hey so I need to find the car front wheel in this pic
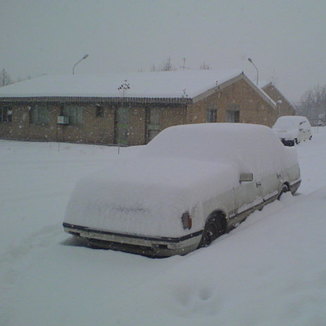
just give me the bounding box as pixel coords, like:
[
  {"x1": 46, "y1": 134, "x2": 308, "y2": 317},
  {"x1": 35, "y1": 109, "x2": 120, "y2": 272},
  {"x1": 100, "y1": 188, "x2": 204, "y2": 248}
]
[{"x1": 199, "y1": 213, "x2": 226, "y2": 248}]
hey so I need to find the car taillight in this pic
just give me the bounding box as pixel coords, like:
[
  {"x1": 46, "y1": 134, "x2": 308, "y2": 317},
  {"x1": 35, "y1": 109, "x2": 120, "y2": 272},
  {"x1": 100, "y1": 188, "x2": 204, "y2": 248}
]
[{"x1": 181, "y1": 211, "x2": 192, "y2": 230}]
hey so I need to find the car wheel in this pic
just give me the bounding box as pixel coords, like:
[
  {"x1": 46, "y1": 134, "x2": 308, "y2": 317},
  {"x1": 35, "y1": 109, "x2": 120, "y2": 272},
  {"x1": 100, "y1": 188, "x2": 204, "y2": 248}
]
[
  {"x1": 277, "y1": 184, "x2": 289, "y2": 200},
  {"x1": 309, "y1": 135, "x2": 312, "y2": 140},
  {"x1": 295, "y1": 138, "x2": 299, "y2": 144},
  {"x1": 199, "y1": 214, "x2": 226, "y2": 248}
]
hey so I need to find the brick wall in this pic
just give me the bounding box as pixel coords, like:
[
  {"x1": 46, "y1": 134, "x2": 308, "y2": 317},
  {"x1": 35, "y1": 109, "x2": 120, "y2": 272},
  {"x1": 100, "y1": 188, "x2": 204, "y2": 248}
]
[
  {"x1": 0, "y1": 78, "x2": 279, "y2": 145},
  {"x1": 187, "y1": 79, "x2": 278, "y2": 127},
  {"x1": 262, "y1": 84, "x2": 296, "y2": 117},
  {"x1": 0, "y1": 101, "x2": 187, "y2": 145},
  {"x1": 0, "y1": 103, "x2": 116, "y2": 144}
]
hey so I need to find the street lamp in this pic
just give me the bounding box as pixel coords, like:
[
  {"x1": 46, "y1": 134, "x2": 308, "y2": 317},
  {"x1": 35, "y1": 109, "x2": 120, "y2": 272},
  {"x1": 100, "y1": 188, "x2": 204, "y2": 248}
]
[
  {"x1": 72, "y1": 54, "x2": 89, "y2": 75},
  {"x1": 248, "y1": 57, "x2": 259, "y2": 85}
]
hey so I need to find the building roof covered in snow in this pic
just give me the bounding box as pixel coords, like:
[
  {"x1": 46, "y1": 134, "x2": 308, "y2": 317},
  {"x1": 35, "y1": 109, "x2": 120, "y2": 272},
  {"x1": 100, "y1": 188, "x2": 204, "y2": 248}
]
[{"x1": 0, "y1": 70, "x2": 275, "y2": 106}]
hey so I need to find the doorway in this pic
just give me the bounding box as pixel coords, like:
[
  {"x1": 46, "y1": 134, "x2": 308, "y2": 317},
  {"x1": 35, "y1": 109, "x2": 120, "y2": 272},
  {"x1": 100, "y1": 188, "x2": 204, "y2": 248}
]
[{"x1": 115, "y1": 107, "x2": 129, "y2": 145}]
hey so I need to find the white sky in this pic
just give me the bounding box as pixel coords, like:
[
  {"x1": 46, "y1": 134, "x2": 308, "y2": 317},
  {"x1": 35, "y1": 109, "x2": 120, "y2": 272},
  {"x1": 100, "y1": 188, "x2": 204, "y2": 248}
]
[{"x1": 1, "y1": 0, "x2": 325, "y2": 102}]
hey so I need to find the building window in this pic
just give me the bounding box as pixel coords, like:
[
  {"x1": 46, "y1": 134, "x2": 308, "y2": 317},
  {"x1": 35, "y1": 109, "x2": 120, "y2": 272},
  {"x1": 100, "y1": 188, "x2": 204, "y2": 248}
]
[
  {"x1": 63, "y1": 105, "x2": 83, "y2": 125},
  {"x1": 95, "y1": 104, "x2": 104, "y2": 118},
  {"x1": 226, "y1": 110, "x2": 240, "y2": 122},
  {"x1": 0, "y1": 106, "x2": 12, "y2": 122},
  {"x1": 29, "y1": 105, "x2": 49, "y2": 125},
  {"x1": 207, "y1": 109, "x2": 217, "y2": 122}
]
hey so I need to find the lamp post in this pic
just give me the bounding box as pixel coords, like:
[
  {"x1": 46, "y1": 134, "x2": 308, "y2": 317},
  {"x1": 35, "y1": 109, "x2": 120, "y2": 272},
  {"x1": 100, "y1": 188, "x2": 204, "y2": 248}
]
[
  {"x1": 72, "y1": 54, "x2": 89, "y2": 75},
  {"x1": 248, "y1": 58, "x2": 259, "y2": 85}
]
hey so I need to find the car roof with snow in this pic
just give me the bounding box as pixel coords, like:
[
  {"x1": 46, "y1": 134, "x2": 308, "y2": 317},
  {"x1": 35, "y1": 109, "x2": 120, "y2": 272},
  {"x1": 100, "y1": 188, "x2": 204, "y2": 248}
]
[
  {"x1": 143, "y1": 123, "x2": 294, "y2": 176},
  {"x1": 273, "y1": 116, "x2": 310, "y2": 128}
]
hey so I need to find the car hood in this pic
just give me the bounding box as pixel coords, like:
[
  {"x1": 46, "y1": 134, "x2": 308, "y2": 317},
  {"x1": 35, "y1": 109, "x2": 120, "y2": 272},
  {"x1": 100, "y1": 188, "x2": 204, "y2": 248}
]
[{"x1": 64, "y1": 157, "x2": 239, "y2": 237}]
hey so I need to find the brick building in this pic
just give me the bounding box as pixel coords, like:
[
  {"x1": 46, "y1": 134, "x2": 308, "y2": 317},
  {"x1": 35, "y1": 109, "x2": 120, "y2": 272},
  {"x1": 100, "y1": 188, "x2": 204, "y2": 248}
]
[
  {"x1": 0, "y1": 71, "x2": 280, "y2": 145},
  {"x1": 262, "y1": 82, "x2": 296, "y2": 117}
]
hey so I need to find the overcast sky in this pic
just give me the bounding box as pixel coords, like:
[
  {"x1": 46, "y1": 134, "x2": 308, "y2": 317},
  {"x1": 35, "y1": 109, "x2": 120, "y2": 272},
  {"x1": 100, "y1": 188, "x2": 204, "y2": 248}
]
[{"x1": 1, "y1": 0, "x2": 325, "y2": 102}]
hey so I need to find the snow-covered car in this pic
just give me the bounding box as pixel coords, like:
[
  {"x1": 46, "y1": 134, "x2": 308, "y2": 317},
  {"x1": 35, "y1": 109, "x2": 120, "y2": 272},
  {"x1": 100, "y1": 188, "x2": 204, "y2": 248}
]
[
  {"x1": 63, "y1": 123, "x2": 301, "y2": 257},
  {"x1": 273, "y1": 116, "x2": 312, "y2": 146}
]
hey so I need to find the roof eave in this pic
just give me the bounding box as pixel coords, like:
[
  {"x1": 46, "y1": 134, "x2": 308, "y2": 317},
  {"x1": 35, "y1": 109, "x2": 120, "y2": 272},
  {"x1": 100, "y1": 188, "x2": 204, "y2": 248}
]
[{"x1": 0, "y1": 96, "x2": 192, "y2": 105}]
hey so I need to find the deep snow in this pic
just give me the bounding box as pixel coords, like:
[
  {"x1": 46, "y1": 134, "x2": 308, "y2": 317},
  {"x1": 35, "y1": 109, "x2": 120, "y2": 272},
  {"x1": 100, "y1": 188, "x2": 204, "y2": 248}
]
[{"x1": 1, "y1": 127, "x2": 326, "y2": 326}]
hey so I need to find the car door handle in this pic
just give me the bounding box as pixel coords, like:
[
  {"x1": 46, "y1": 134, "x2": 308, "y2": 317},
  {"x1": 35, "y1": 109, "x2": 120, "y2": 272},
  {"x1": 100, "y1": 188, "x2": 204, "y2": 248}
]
[{"x1": 256, "y1": 181, "x2": 262, "y2": 187}]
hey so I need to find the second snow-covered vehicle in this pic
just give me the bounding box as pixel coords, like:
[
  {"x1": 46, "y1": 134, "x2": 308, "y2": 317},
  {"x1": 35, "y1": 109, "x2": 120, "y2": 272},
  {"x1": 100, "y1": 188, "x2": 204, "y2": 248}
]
[
  {"x1": 63, "y1": 123, "x2": 301, "y2": 257},
  {"x1": 273, "y1": 115, "x2": 312, "y2": 146}
]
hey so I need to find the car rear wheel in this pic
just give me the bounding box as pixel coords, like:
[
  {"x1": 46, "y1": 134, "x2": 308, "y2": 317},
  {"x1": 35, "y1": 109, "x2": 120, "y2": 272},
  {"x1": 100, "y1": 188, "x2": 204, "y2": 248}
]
[{"x1": 199, "y1": 213, "x2": 226, "y2": 248}]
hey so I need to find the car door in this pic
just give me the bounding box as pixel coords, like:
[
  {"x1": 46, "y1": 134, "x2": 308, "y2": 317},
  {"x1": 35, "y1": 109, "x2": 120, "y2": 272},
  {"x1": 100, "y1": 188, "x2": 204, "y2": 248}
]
[
  {"x1": 234, "y1": 173, "x2": 264, "y2": 215},
  {"x1": 260, "y1": 172, "x2": 282, "y2": 203}
]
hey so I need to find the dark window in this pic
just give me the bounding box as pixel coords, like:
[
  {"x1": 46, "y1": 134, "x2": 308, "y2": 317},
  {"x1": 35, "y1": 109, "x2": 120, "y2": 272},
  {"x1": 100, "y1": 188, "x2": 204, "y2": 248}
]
[
  {"x1": 29, "y1": 105, "x2": 50, "y2": 125},
  {"x1": 226, "y1": 110, "x2": 240, "y2": 122},
  {"x1": 63, "y1": 105, "x2": 83, "y2": 125},
  {"x1": 95, "y1": 105, "x2": 104, "y2": 118},
  {"x1": 0, "y1": 106, "x2": 12, "y2": 122},
  {"x1": 207, "y1": 109, "x2": 217, "y2": 122}
]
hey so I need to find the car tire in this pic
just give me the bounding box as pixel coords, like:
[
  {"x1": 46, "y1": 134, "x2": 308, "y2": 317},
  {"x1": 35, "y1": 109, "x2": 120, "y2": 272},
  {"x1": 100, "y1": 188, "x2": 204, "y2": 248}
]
[
  {"x1": 198, "y1": 213, "x2": 226, "y2": 248},
  {"x1": 295, "y1": 138, "x2": 299, "y2": 144}
]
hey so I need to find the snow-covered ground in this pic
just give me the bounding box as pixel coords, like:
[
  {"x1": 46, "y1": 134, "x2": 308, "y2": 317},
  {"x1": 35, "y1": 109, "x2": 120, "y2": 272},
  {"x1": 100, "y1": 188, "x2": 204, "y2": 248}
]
[{"x1": 1, "y1": 127, "x2": 326, "y2": 326}]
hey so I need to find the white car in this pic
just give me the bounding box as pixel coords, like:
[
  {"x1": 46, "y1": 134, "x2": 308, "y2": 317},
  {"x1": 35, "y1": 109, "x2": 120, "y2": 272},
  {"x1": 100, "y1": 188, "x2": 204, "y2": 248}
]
[
  {"x1": 273, "y1": 116, "x2": 312, "y2": 146},
  {"x1": 63, "y1": 123, "x2": 301, "y2": 257}
]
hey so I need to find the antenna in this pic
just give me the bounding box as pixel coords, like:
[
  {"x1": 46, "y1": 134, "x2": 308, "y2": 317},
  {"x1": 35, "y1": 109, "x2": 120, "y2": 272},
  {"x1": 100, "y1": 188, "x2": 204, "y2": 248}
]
[{"x1": 118, "y1": 80, "x2": 130, "y2": 97}]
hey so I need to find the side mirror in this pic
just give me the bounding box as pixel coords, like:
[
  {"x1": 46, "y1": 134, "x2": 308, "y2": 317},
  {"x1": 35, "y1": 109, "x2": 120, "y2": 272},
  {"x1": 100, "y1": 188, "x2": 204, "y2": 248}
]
[{"x1": 240, "y1": 172, "x2": 254, "y2": 183}]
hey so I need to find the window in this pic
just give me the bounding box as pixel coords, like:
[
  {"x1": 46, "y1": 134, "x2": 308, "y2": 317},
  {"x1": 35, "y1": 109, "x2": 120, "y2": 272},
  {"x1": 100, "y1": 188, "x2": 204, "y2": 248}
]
[
  {"x1": 95, "y1": 104, "x2": 104, "y2": 118},
  {"x1": 226, "y1": 110, "x2": 240, "y2": 122},
  {"x1": 0, "y1": 106, "x2": 12, "y2": 122},
  {"x1": 207, "y1": 109, "x2": 217, "y2": 122},
  {"x1": 226, "y1": 105, "x2": 240, "y2": 122},
  {"x1": 63, "y1": 105, "x2": 83, "y2": 125},
  {"x1": 29, "y1": 105, "x2": 49, "y2": 125}
]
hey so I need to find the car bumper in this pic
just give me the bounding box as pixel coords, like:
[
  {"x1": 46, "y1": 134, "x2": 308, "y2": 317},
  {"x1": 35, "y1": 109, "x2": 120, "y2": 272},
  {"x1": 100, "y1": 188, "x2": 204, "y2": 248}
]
[{"x1": 63, "y1": 222, "x2": 202, "y2": 257}]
